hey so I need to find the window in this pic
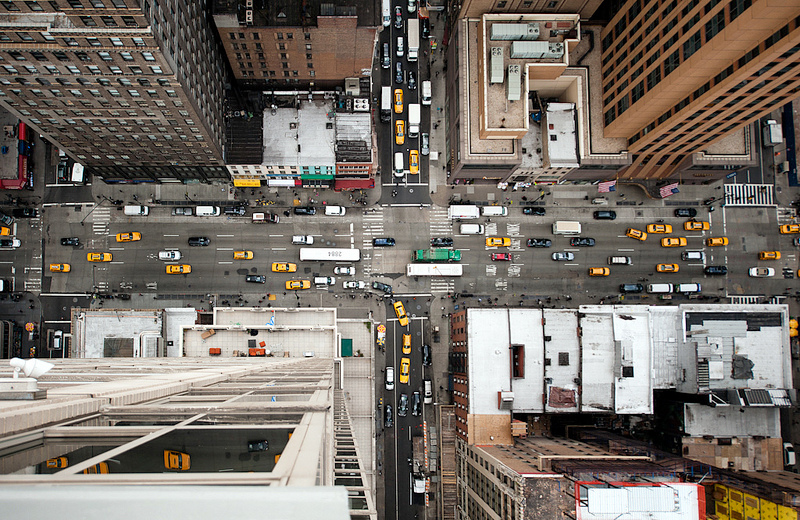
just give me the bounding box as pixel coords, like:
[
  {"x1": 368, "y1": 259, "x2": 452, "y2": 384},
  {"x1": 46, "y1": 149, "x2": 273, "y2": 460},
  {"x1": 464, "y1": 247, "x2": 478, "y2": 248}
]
[
  {"x1": 277, "y1": 33, "x2": 283, "y2": 40},
  {"x1": 129, "y1": 66, "x2": 142, "y2": 74},
  {"x1": 142, "y1": 52, "x2": 155, "y2": 61},
  {"x1": 42, "y1": 32, "x2": 55, "y2": 42},
  {"x1": 122, "y1": 16, "x2": 137, "y2": 27},
  {"x1": 120, "y1": 51, "x2": 133, "y2": 61},
  {"x1": 117, "y1": 78, "x2": 131, "y2": 86},
  {"x1": 109, "y1": 65, "x2": 122, "y2": 74},
  {"x1": 278, "y1": 43, "x2": 285, "y2": 50},
  {"x1": 8, "y1": 52, "x2": 25, "y2": 61},
  {"x1": 80, "y1": 16, "x2": 96, "y2": 26},
  {"x1": 98, "y1": 52, "x2": 112, "y2": 61},
  {"x1": 229, "y1": 32, "x2": 236, "y2": 39},
  {"x1": 88, "y1": 66, "x2": 102, "y2": 75},
  {"x1": 26, "y1": 1, "x2": 44, "y2": 10},
  {"x1": 304, "y1": 33, "x2": 311, "y2": 40},
  {"x1": 132, "y1": 37, "x2": 145, "y2": 47},
  {"x1": 110, "y1": 37, "x2": 123, "y2": 47},
  {"x1": 75, "y1": 52, "x2": 90, "y2": 62},
  {"x1": 54, "y1": 52, "x2": 69, "y2": 61},
  {"x1": 64, "y1": 38, "x2": 79, "y2": 46},
  {"x1": 149, "y1": 65, "x2": 162, "y2": 74},
  {"x1": 1, "y1": 1, "x2": 20, "y2": 10},
  {"x1": 17, "y1": 32, "x2": 34, "y2": 42},
  {"x1": 87, "y1": 37, "x2": 101, "y2": 47},
  {"x1": 101, "y1": 16, "x2": 117, "y2": 27},
  {"x1": 682, "y1": 30, "x2": 701, "y2": 60},
  {"x1": 287, "y1": 32, "x2": 293, "y2": 39}
]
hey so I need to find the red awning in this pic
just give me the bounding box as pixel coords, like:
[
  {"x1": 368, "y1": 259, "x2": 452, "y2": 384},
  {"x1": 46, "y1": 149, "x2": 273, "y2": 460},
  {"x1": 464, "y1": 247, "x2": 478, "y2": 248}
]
[{"x1": 334, "y1": 178, "x2": 374, "y2": 191}]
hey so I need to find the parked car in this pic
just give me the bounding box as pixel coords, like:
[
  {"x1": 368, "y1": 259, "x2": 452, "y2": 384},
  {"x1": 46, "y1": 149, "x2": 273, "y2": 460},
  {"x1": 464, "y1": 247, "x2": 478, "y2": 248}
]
[
  {"x1": 0, "y1": 238, "x2": 20, "y2": 249},
  {"x1": 569, "y1": 237, "x2": 595, "y2": 247},
  {"x1": 675, "y1": 208, "x2": 698, "y2": 218},
  {"x1": 431, "y1": 237, "x2": 453, "y2": 247},
  {"x1": 422, "y1": 344, "x2": 431, "y2": 366},
  {"x1": 385, "y1": 403, "x2": 393, "y2": 428},
  {"x1": 61, "y1": 237, "x2": 80, "y2": 246},
  {"x1": 619, "y1": 283, "x2": 644, "y2": 293},
  {"x1": 552, "y1": 252, "x2": 575, "y2": 261},
  {"x1": 372, "y1": 281, "x2": 393, "y2": 294},
  {"x1": 421, "y1": 133, "x2": 430, "y2": 156},
  {"x1": 245, "y1": 275, "x2": 266, "y2": 283},
  {"x1": 188, "y1": 236, "x2": 210, "y2": 246},
  {"x1": 171, "y1": 207, "x2": 193, "y2": 216},
  {"x1": 223, "y1": 206, "x2": 246, "y2": 216},
  {"x1": 526, "y1": 238, "x2": 551, "y2": 248},
  {"x1": 293, "y1": 206, "x2": 316, "y2": 215},
  {"x1": 522, "y1": 207, "x2": 546, "y2": 216},
  {"x1": 12, "y1": 208, "x2": 37, "y2": 218},
  {"x1": 593, "y1": 210, "x2": 616, "y2": 220},
  {"x1": 411, "y1": 392, "x2": 422, "y2": 416}
]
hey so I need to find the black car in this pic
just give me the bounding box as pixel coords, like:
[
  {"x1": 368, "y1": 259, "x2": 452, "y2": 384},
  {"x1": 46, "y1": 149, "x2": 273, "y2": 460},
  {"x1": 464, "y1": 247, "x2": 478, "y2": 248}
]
[
  {"x1": 247, "y1": 440, "x2": 269, "y2": 452},
  {"x1": 619, "y1": 283, "x2": 644, "y2": 293},
  {"x1": 593, "y1": 210, "x2": 617, "y2": 220},
  {"x1": 245, "y1": 275, "x2": 266, "y2": 283},
  {"x1": 394, "y1": 6, "x2": 403, "y2": 28},
  {"x1": 398, "y1": 393, "x2": 409, "y2": 417},
  {"x1": 188, "y1": 236, "x2": 210, "y2": 246},
  {"x1": 12, "y1": 208, "x2": 37, "y2": 218},
  {"x1": 675, "y1": 208, "x2": 698, "y2": 218},
  {"x1": 0, "y1": 212, "x2": 12, "y2": 226},
  {"x1": 373, "y1": 237, "x2": 396, "y2": 247},
  {"x1": 411, "y1": 392, "x2": 421, "y2": 416},
  {"x1": 570, "y1": 237, "x2": 596, "y2": 247},
  {"x1": 293, "y1": 206, "x2": 316, "y2": 215},
  {"x1": 523, "y1": 207, "x2": 546, "y2": 216},
  {"x1": 407, "y1": 70, "x2": 416, "y2": 90},
  {"x1": 431, "y1": 237, "x2": 453, "y2": 247},
  {"x1": 61, "y1": 237, "x2": 80, "y2": 246},
  {"x1": 223, "y1": 206, "x2": 246, "y2": 216},
  {"x1": 372, "y1": 281, "x2": 393, "y2": 294},
  {"x1": 704, "y1": 265, "x2": 728, "y2": 275},
  {"x1": 526, "y1": 238, "x2": 552, "y2": 248},
  {"x1": 422, "y1": 344, "x2": 431, "y2": 366},
  {"x1": 421, "y1": 17, "x2": 430, "y2": 39},
  {"x1": 385, "y1": 403, "x2": 393, "y2": 428},
  {"x1": 395, "y1": 62, "x2": 404, "y2": 85}
]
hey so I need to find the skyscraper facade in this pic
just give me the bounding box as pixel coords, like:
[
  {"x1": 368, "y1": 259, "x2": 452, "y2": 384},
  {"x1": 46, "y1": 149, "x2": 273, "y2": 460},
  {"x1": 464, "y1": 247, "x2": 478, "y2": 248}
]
[
  {"x1": 601, "y1": 0, "x2": 800, "y2": 179},
  {"x1": 0, "y1": 0, "x2": 229, "y2": 182}
]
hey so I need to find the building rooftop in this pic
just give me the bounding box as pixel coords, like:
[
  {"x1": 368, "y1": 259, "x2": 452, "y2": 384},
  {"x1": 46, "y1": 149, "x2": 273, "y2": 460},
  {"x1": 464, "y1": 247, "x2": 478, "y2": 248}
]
[
  {"x1": 213, "y1": 0, "x2": 378, "y2": 28},
  {"x1": 544, "y1": 103, "x2": 579, "y2": 168},
  {"x1": 262, "y1": 100, "x2": 336, "y2": 166}
]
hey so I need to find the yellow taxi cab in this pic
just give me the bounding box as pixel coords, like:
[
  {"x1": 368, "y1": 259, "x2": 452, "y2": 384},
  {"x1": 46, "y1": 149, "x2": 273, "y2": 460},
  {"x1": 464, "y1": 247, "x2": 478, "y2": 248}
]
[
  {"x1": 115, "y1": 232, "x2": 141, "y2": 242},
  {"x1": 780, "y1": 224, "x2": 800, "y2": 234},
  {"x1": 706, "y1": 237, "x2": 728, "y2": 247},
  {"x1": 409, "y1": 150, "x2": 419, "y2": 174},
  {"x1": 661, "y1": 237, "x2": 687, "y2": 247},
  {"x1": 393, "y1": 300, "x2": 409, "y2": 327},
  {"x1": 46, "y1": 456, "x2": 68, "y2": 469},
  {"x1": 82, "y1": 462, "x2": 109, "y2": 474},
  {"x1": 656, "y1": 263, "x2": 680, "y2": 273},
  {"x1": 272, "y1": 262, "x2": 297, "y2": 273},
  {"x1": 588, "y1": 267, "x2": 610, "y2": 276},
  {"x1": 646, "y1": 224, "x2": 672, "y2": 233},
  {"x1": 395, "y1": 120, "x2": 405, "y2": 145},
  {"x1": 402, "y1": 333, "x2": 412, "y2": 354},
  {"x1": 684, "y1": 221, "x2": 710, "y2": 231},
  {"x1": 759, "y1": 250, "x2": 781, "y2": 260},
  {"x1": 399, "y1": 357, "x2": 410, "y2": 384},
  {"x1": 49, "y1": 263, "x2": 71, "y2": 273},
  {"x1": 0, "y1": 226, "x2": 9, "y2": 236},
  {"x1": 87, "y1": 252, "x2": 112, "y2": 262},
  {"x1": 625, "y1": 228, "x2": 647, "y2": 241},
  {"x1": 286, "y1": 280, "x2": 311, "y2": 290},
  {"x1": 233, "y1": 251, "x2": 253, "y2": 260},
  {"x1": 163, "y1": 450, "x2": 190, "y2": 471},
  {"x1": 166, "y1": 264, "x2": 191, "y2": 274},
  {"x1": 485, "y1": 237, "x2": 511, "y2": 247},
  {"x1": 394, "y1": 88, "x2": 403, "y2": 114}
]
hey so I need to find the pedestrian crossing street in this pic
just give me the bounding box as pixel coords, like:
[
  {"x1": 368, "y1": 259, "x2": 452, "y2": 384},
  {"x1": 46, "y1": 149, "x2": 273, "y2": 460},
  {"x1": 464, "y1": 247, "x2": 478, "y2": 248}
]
[
  {"x1": 724, "y1": 183, "x2": 774, "y2": 206},
  {"x1": 360, "y1": 207, "x2": 384, "y2": 276}
]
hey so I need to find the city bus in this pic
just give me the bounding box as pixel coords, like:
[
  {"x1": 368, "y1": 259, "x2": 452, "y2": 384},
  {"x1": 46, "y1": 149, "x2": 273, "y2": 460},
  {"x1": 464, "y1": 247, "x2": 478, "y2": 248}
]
[{"x1": 300, "y1": 248, "x2": 361, "y2": 262}]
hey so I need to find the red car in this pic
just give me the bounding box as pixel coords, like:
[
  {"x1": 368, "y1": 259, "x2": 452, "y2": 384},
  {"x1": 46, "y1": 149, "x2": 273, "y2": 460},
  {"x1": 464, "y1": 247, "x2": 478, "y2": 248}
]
[{"x1": 491, "y1": 253, "x2": 512, "y2": 261}]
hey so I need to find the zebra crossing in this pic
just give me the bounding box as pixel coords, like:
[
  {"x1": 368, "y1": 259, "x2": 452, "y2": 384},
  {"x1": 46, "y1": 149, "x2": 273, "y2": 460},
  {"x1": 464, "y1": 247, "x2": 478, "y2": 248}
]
[
  {"x1": 429, "y1": 208, "x2": 451, "y2": 237},
  {"x1": 91, "y1": 206, "x2": 112, "y2": 236},
  {"x1": 728, "y1": 295, "x2": 764, "y2": 305},
  {"x1": 361, "y1": 207, "x2": 384, "y2": 248},
  {"x1": 24, "y1": 266, "x2": 41, "y2": 293},
  {"x1": 430, "y1": 279, "x2": 454, "y2": 294},
  {"x1": 724, "y1": 183, "x2": 774, "y2": 206}
]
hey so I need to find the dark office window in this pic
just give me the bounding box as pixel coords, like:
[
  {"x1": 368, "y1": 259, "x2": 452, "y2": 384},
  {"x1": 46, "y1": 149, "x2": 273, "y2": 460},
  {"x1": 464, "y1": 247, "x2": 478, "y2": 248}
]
[
  {"x1": 1, "y1": 1, "x2": 19, "y2": 10},
  {"x1": 682, "y1": 30, "x2": 701, "y2": 60},
  {"x1": 729, "y1": 0, "x2": 752, "y2": 23},
  {"x1": 101, "y1": 16, "x2": 117, "y2": 26},
  {"x1": 26, "y1": 1, "x2": 44, "y2": 10},
  {"x1": 66, "y1": 0, "x2": 83, "y2": 7},
  {"x1": 558, "y1": 352, "x2": 569, "y2": 366},
  {"x1": 80, "y1": 16, "x2": 97, "y2": 26},
  {"x1": 631, "y1": 81, "x2": 644, "y2": 103},
  {"x1": 664, "y1": 50, "x2": 680, "y2": 76}
]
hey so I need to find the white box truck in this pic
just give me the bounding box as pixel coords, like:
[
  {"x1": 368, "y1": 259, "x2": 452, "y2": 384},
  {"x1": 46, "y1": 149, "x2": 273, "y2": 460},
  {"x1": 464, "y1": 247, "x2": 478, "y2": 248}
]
[
  {"x1": 408, "y1": 103, "x2": 420, "y2": 138},
  {"x1": 448, "y1": 205, "x2": 480, "y2": 219},
  {"x1": 763, "y1": 119, "x2": 783, "y2": 146},
  {"x1": 380, "y1": 86, "x2": 391, "y2": 123},
  {"x1": 407, "y1": 18, "x2": 419, "y2": 61},
  {"x1": 552, "y1": 221, "x2": 581, "y2": 234},
  {"x1": 421, "y1": 80, "x2": 432, "y2": 105}
]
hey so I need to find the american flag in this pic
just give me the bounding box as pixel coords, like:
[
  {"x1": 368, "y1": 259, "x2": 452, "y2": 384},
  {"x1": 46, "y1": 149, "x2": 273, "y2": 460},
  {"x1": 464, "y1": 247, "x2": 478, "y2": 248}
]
[
  {"x1": 659, "y1": 182, "x2": 680, "y2": 198},
  {"x1": 597, "y1": 180, "x2": 616, "y2": 193}
]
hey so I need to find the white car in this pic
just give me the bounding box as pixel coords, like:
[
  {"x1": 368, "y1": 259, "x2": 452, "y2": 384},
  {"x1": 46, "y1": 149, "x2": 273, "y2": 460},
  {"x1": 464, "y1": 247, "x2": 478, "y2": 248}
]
[
  {"x1": 0, "y1": 238, "x2": 20, "y2": 249},
  {"x1": 334, "y1": 266, "x2": 355, "y2": 276},
  {"x1": 292, "y1": 235, "x2": 314, "y2": 245},
  {"x1": 748, "y1": 267, "x2": 775, "y2": 277},
  {"x1": 343, "y1": 280, "x2": 367, "y2": 289},
  {"x1": 158, "y1": 250, "x2": 182, "y2": 261}
]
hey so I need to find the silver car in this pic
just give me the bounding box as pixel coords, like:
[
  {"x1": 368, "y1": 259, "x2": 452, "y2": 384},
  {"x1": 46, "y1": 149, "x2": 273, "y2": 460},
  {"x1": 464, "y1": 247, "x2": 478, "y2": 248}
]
[
  {"x1": 421, "y1": 133, "x2": 429, "y2": 156},
  {"x1": 551, "y1": 252, "x2": 575, "y2": 261}
]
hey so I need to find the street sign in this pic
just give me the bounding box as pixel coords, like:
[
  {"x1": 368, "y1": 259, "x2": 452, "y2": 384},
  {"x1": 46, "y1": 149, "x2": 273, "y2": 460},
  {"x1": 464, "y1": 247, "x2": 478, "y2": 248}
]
[{"x1": 726, "y1": 171, "x2": 737, "y2": 179}]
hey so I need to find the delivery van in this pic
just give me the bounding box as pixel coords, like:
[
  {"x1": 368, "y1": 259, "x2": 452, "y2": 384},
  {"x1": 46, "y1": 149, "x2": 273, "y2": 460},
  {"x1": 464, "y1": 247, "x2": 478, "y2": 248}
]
[
  {"x1": 676, "y1": 283, "x2": 701, "y2": 293},
  {"x1": 552, "y1": 221, "x2": 581, "y2": 235},
  {"x1": 647, "y1": 283, "x2": 673, "y2": 293},
  {"x1": 460, "y1": 224, "x2": 485, "y2": 235},
  {"x1": 424, "y1": 379, "x2": 432, "y2": 404},
  {"x1": 421, "y1": 80, "x2": 432, "y2": 105},
  {"x1": 325, "y1": 206, "x2": 346, "y2": 216},
  {"x1": 608, "y1": 256, "x2": 632, "y2": 265},
  {"x1": 123, "y1": 205, "x2": 149, "y2": 216},
  {"x1": 481, "y1": 206, "x2": 508, "y2": 217},
  {"x1": 394, "y1": 152, "x2": 404, "y2": 177},
  {"x1": 448, "y1": 205, "x2": 480, "y2": 220},
  {"x1": 196, "y1": 205, "x2": 221, "y2": 216},
  {"x1": 314, "y1": 276, "x2": 335, "y2": 286},
  {"x1": 385, "y1": 367, "x2": 395, "y2": 391}
]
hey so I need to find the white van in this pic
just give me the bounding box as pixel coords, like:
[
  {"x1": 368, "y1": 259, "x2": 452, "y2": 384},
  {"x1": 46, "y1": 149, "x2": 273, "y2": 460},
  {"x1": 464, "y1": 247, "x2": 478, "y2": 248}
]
[
  {"x1": 421, "y1": 80, "x2": 432, "y2": 105},
  {"x1": 394, "y1": 152, "x2": 405, "y2": 177},
  {"x1": 325, "y1": 205, "x2": 346, "y2": 216},
  {"x1": 123, "y1": 205, "x2": 149, "y2": 216},
  {"x1": 196, "y1": 205, "x2": 220, "y2": 216},
  {"x1": 158, "y1": 250, "x2": 182, "y2": 261},
  {"x1": 681, "y1": 251, "x2": 705, "y2": 261},
  {"x1": 647, "y1": 283, "x2": 674, "y2": 293},
  {"x1": 460, "y1": 224, "x2": 485, "y2": 235},
  {"x1": 52, "y1": 330, "x2": 63, "y2": 350},
  {"x1": 552, "y1": 221, "x2": 581, "y2": 235},
  {"x1": 396, "y1": 36, "x2": 404, "y2": 57},
  {"x1": 385, "y1": 367, "x2": 395, "y2": 391},
  {"x1": 423, "y1": 379, "x2": 432, "y2": 404},
  {"x1": 481, "y1": 206, "x2": 508, "y2": 217},
  {"x1": 676, "y1": 283, "x2": 702, "y2": 293},
  {"x1": 314, "y1": 276, "x2": 335, "y2": 286},
  {"x1": 608, "y1": 256, "x2": 632, "y2": 265}
]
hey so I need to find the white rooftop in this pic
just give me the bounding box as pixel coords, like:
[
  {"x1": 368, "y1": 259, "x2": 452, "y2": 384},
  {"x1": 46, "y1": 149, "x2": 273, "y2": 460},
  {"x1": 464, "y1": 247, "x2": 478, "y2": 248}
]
[
  {"x1": 545, "y1": 103, "x2": 579, "y2": 168},
  {"x1": 262, "y1": 100, "x2": 336, "y2": 166},
  {"x1": 578, "y1": 483, "x2": 703, "y2": 520}
]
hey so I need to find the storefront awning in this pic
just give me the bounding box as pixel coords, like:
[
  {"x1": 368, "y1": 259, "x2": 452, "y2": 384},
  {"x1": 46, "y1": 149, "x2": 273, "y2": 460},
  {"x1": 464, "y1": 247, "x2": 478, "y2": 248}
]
[
  {"x1": 233, "y1": 179, "x2": 261, "y2": 187},
  {"x1": 267, "y1": 178, "x2": 298, "y2": 187},
  {"x1": 334, "y1": 178, "x2": 375, "y2": 191}
]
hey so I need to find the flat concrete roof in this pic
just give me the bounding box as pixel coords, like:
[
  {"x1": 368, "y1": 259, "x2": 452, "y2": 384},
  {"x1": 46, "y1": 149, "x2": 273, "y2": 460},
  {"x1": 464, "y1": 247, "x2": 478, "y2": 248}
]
[{"x1": 262, "y1": 100, "x2": 336, "y2": 166}]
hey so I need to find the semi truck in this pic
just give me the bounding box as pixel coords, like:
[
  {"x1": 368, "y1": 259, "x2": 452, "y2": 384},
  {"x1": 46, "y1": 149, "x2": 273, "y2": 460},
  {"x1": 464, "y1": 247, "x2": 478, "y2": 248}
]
[
  {"x1": 413, "y1": 249, "x2": 461, "y2": 262},
  {"x1": 406, "y1": 264, "x2": 463, "y2": 276},
  {"x1": 408, "y1": 103, "x2": 420, "y2": 138},
  {"x1": 407, "y1": 18, "x2": 419, "y2": 61},
  {"x1": 412, "y1": 436, "x2": 426, "y2": 494},
  {"x1": 447, "y1": 205, "x2": 480, "y2": 220},
  {"x1": 380, "y1": 86, "x2": 391, "y2": 123}
]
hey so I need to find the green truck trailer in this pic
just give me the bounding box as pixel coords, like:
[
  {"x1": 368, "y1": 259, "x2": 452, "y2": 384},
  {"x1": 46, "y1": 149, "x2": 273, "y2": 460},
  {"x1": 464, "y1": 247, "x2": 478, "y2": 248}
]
[{"x1": 412, "y1": 249, "x2": 461, "y2": 262}]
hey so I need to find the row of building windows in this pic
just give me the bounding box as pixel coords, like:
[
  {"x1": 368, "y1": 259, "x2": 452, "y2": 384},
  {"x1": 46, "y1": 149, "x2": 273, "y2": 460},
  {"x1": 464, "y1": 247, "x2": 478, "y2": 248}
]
[
  {"x1": 229, "y1": 31, "x2": 312, "y2": 41},
  {"x1": 234, "y1": 50, "x2": 313, "y2": 60},
  {"x1": 0, "y1": 33, "x2": 149, "y2": 48},
  {"x1": 239, "y1": 69, "x2": 315, "y2": 78},
  {"x1": 1, "y1": 0, "x2": 129, "y2": 11},
  {"x1": 1, "y1": 75, "x2": 171, "y2": 88},
  {"x1": 2, "y1": 61, "x2": 163, "y2": 75}
]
